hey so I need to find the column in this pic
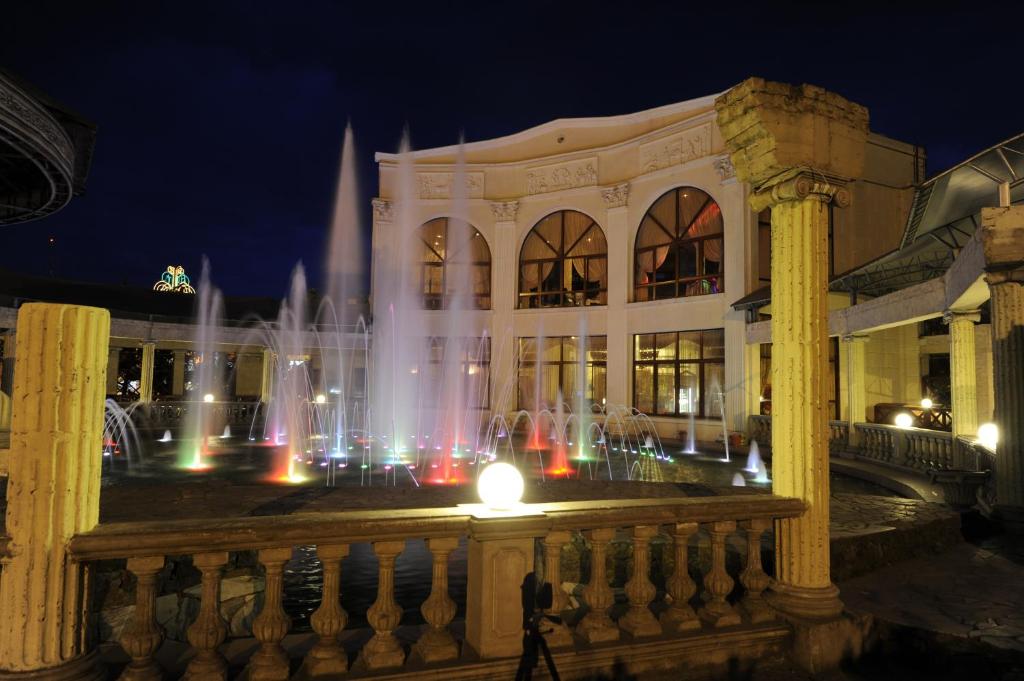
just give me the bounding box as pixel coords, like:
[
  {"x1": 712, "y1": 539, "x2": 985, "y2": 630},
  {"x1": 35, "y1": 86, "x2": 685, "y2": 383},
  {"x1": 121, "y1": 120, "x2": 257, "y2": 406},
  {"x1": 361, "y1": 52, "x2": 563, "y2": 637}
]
[
  {"x1": 489, "y1": 201, "x2": 519, "y2": 413},
  {"x1": 980, "y1": 205, "x2": 1024, "y2": 526},
  {"x1": 260, "y1": 347, "x2": 275, "y2": 405},
  {"x1": 0, "y1": 303, "x2": 111, "y2": 675},
  {"x1": 602, "y1": 183, "x2": 630, "y2": 408},
  {"x1": 0, "y1": 329, "x2": 13, "y2": 431},
  {"x1": 943, "y1": 310, "x2": 980, "y2": 439},
  {"x1": 716, "y1": 79, "x2": 869, "y2": 630},
  {"x1": 139, "y1": 341, "x2": 156, "y2": 404},
  {"x1": 842, "y1": 334, "x2": 869, "y2": 448},
  {"x1": 172, "y1": 349, "x2": 187, "y2": 396},
  {"x1": 743, "y1": 343, "x2": 761, "y2": 436}
]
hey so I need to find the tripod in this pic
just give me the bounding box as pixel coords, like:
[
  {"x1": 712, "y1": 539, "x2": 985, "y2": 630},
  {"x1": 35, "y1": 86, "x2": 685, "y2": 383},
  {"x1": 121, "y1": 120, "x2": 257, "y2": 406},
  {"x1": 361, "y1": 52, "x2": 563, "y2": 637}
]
[{"x1": 515, "y1": 573, "x2": 562, "y2": 681}]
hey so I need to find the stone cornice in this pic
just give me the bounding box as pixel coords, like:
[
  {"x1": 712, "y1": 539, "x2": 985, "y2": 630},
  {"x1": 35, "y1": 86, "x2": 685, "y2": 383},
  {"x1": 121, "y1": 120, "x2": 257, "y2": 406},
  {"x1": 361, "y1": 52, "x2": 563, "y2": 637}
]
[
  {"x1": 840, "y1": 334, "x2": 870, "y2": 343},
  {"x1": 600, "y1": 182, "x2": 630, "y2": 208},
  {"x1": 489, "y1": 200, "x2": 519, "y2": 222}
]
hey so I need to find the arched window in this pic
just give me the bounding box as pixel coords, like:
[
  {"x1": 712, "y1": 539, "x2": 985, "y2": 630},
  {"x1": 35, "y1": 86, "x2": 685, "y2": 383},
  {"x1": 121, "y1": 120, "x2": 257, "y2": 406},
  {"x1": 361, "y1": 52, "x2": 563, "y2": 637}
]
[
  {"x1": 419, "y1": 217, "x2": 491, "y2": 310},
  {"x1": 634, "y1": 187, "x2": 724, "y2": 301},
  {"x1": 518, "y1": 210, "x2": 607, "y2": 308}
]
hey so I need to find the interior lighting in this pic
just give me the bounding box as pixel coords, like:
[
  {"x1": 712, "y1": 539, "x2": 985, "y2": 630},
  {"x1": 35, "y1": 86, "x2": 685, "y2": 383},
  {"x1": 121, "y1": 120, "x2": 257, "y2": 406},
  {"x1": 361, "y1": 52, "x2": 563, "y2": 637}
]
[
  {"x1": 477, "y1": 462, "x2": 524, "y2": 510},
  {"x1": 894, "y1": 412, "x2": 913, "y2": 429},
  {"x1": 978, "y1": 423, "x2": 999, "y2": 451}
]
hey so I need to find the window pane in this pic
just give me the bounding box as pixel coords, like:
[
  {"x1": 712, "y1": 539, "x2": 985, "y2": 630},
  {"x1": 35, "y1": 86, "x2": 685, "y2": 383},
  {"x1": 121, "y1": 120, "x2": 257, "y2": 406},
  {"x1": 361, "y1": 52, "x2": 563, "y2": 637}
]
[
  {"x1": 656, "y1": 364, "x2": 676, "y2": 414},
  {"x1": 635, "y1": 334, "x2": 655, "y2": 361},
  {"x1": 519, "y1": 338, "x2": 536, "y2": 363},
  {"x1": 561, "y1": 365, "x2": 577, "y2": 401},
  {"x1": 634, "y1": 364, "x2": 653, "y2": 414},
  {"x1": 705, "y1": 363, "x2": 725, "y2": 418},
  {"x1": 518, "y1": 364, "x2": 536, "y2": 409},
  {"x1": 540, "y1": 364, "x2": 559, "y2": 408},
  {"x1": 679, "y1": 365, "x2": 699, "y2": 413},
  {"x1": 541, "y1": 338, "x2": 561, "y2": 362},
  {"x1": 588, "y1": 365, "x2": 607, "y2": 405},
  {"x1": 678, "y1": 332, "x2": 700, "y2": 361},
  {"x1": 562, "y1": 337, "x2": 579, "y2": 363},
  {"x1": 655, "y1": 333, "x2": 676, "y2": 360},
  {"x1": 703, "y1": 329, "x2": 725, "y2": 359}
]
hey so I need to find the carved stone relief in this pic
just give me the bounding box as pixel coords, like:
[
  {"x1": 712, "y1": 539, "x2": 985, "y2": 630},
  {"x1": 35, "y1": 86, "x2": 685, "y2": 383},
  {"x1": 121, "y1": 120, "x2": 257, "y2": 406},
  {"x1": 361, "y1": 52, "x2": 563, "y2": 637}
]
[
  {"x1": 639, "y1": 124, "x2": 711, "y2": 173},
  {"x1": 416, "y1": 172, "x2": 484, "y2": 199},
  {"x1": 525, "y1": 157, "x2": 598, "y2": 195}
]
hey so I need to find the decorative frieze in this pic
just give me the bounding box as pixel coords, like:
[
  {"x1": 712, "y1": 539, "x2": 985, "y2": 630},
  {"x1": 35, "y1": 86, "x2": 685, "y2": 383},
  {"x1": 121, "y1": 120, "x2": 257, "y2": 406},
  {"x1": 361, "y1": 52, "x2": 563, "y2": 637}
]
[
  {"x1": 416, "y1": 172, "x2": 484, "y2": 199},
  {"x1": 525, "y1": 157, "x2": 598, "y2": 195},
  {"x1": 371, "y1": 199, "x2": 394, "y2": 223},
  {"x1": 489, "y1": 200, "x2": 519, "y2": 222},
  {"x1": 639, "y1": 124, "x2": 711, "y2": 173},
  {"x1": 600, "y1": 182, "x2": 630, "y2": 208},
  {"x1": 713, "y1": 155, "x2": 735, "y2": 181}
]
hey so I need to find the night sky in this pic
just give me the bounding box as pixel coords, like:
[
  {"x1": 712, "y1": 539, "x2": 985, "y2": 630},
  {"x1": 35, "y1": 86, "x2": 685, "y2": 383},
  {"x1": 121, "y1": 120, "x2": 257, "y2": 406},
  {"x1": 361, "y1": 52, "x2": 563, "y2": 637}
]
[{"x1": 2, "y1": 1, "x2": 1021, "y2": 298}]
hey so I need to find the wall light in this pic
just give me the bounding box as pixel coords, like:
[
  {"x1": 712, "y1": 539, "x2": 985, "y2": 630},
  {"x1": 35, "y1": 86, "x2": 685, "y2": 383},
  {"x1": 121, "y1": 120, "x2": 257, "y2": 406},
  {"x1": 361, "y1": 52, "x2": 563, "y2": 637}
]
[{"x1": 978, "y1": 423, "x2": 999, "y2": 451}]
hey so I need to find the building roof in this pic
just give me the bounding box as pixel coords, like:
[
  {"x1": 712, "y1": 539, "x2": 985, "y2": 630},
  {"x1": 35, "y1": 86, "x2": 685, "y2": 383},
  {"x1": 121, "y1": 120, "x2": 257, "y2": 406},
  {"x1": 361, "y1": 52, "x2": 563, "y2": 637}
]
[{"x1": 0, "y1": 70, "x2": 97, "y2": 225}]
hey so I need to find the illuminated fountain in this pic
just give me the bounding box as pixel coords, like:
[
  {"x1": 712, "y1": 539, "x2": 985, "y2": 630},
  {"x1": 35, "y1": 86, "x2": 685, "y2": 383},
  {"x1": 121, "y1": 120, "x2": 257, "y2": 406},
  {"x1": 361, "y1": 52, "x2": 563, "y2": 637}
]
[{"x1": 180, "y1": 259, "x2": 223, "y2": 471}]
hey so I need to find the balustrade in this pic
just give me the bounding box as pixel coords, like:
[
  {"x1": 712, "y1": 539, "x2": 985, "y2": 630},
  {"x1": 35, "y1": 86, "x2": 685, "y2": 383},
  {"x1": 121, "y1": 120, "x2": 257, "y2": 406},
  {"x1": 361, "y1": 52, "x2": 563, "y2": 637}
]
[
  {"x1": 748, "y1": 414, "x2": 772, "y2": 444},
  {"x1": 67, "y1": 495, "x2": 804, "y2": 679}
]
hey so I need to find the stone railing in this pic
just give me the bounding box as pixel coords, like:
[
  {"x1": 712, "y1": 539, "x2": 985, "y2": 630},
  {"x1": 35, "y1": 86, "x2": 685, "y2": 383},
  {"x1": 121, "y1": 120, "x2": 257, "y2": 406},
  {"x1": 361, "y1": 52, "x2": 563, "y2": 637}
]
[
  {"x1": 853, "y1": 423, "x2": 981, "y2": 474},
  {"x1": 141, "y1": 401, "x2": 264, "y2": 429},
  {"x1": 748, "y1": 414, "x2": 771, "y2": 444},
  {"x1": 828, "y1": 421, "x2": 850, "y2": 454},
  {"x1": 748, "y1": 417, "x2": 849, "y2": 454},
  {"x1": 68, "y1": 495, "x2": 803, "y2": 679}
]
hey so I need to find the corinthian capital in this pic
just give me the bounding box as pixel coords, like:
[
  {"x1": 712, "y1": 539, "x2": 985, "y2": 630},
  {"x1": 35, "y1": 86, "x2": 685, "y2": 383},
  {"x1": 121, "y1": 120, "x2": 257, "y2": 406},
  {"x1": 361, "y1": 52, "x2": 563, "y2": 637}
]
[
  {"x1": 489, "y1": 200, "x2": 519, "y2": 222},
  {"x1": 371, "y1": 198, "x2": 394, "y2": 223},
  {"x1": 600, "y1": 182, "x2": 630, "y2": 208}
]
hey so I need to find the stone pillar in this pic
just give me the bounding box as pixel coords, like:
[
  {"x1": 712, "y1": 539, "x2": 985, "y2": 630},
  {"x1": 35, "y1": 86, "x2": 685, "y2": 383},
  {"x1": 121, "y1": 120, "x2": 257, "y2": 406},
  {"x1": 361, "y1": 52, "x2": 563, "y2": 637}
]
[
  {"x1": 743, "y1": 343, "x2": 761, "y2": 433},
  {"x1": 980, "y1": 206, "x2": 1024, "y2": 527},
  {"x1": 489, "y1": 201, "x2": 519, "y2": 413},
  {"x1": 0, "y1": 303, "x2": 110, "y2": 677},
  {"x1": 602, "y1": 183, "x2": 630, "y2": 408},
  {"x1": 716, "y1": 78, "x2": 869, "y2": 654},
  {"x1": 842, "y1": 334, "x2": 869, "y2": 447},
  {"x1": 260, "y1": 348, "x2": 275, "y2": 405},
  {"x1": 172, "y1": 349, "x2": 186, "y2": 397},
  {"x1": 0, "y1": 330, "x2": 12, "y2": 431},
  {"x1": 106, "y1": 346, "x2": 121, "y2": 395},
  {"x1": 139, "y1": 341, "x2": 156, "y2": 404},
  {"x1": 465, "y1": 515, "x2": 547, "y2": 658},
  {"x1": 943, "y1": 310, "x2": 980, "y2": 440}
]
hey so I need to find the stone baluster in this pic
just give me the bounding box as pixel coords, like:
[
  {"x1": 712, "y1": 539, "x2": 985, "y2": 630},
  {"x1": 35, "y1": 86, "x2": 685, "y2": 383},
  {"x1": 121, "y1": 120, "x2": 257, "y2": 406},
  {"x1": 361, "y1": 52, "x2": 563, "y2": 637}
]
[
  {"x1": 577, "y1": 528, "x2": 619, "y2": 643},
  {"x1": 183, "y1": 552, "x2": 229, "y2": 681},
  {"x1": 119, "y1": 556, "x2": 166, "y2": 681},
  {"x1": 619, "y1": 525, "x2": 661, "y2": 637},
  {"x1": 299, "y1": 544, "x2": 350, "y2": 678},
  {"x1": 698, "y1": 522, "x2": 740, "y2": 627},
  {"x1": 243, "y1": 548, "x2": 293, "y2": 681},
  {"x1": 356, "y1": 541, "x2": 406, "y2": 670},
  {"x1": 660, "y1": 522, "x2": 700, "y2": 633},
  {"x1": 739, "y1": 520, "x2": 775, "y2": 623},
  {"x1": 539, "y1": 530, "x2": 574, "y2": 648},
  {"x1": 412, "y1": 537, "x2": 459, "y2": 663}
]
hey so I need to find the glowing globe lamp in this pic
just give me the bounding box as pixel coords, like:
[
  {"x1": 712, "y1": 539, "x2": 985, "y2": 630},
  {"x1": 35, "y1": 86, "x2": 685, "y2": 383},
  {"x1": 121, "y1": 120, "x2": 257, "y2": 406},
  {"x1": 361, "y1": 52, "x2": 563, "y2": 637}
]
[
  {"x1": 894, "y1": 412, "x2": 913, "y2": 429},
  {"x1": 920, "y1": 398, "x2": 933, "y2": 409},
  {"x1": 315, "y1": 394, "x2": 327, "y2": 404},
  {"x1": 203, "y1": 393, "x2": 215, "y2": 403},
  {"x1": 978, "y1": 423, "x2": 999, "y2": 451},
  {"x1": 477, "y1": 462, "x2": 524, "y2": 511}
]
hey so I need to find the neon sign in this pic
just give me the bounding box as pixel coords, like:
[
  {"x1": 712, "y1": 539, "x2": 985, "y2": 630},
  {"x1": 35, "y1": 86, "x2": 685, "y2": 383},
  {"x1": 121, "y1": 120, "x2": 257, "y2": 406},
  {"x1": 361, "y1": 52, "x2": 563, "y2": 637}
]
[{"x1": 153, "y1": 265, "x2": 196, "y2": 294}]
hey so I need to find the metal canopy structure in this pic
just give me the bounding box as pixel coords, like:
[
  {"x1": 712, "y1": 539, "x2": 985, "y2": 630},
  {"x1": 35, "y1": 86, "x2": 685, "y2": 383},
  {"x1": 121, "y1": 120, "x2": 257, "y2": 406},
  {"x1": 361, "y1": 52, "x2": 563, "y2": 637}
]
[{"x1": 830, "y1": 132, "x2": 1024, "y2": 298}]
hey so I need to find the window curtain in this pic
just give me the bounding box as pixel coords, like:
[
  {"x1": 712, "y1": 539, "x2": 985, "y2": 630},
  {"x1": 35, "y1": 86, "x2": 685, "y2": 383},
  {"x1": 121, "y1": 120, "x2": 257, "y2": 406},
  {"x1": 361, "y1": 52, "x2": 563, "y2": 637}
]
[
  {"x1": 686, "y1": 203, "x2": 723, "y2": 262},
  {"x1": 520, "y1": 233, "x2": 555, "y2": 290}
]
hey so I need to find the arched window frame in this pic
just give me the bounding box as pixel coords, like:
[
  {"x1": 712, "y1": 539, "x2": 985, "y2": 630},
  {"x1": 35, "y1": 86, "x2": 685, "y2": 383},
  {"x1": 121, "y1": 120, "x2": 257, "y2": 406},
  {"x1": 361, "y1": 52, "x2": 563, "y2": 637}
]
[
  {"x1": 634, "y1": 187, "x2": 724, "y2": 302},
  {"x1": 518, "y1": 210, "x2": 608, "y2": 309},
  {"x1": 418, "y1": 217, "x2": 491, "y2": 310}
]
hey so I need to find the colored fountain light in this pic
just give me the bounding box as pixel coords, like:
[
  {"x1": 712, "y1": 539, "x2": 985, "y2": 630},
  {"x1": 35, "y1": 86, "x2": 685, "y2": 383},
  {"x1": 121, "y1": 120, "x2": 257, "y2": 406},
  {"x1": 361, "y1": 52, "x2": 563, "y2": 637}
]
[
  {"x1": 203, "y1": 393, "x2": 215, "y2": 403},
  {"x1": 978, "y1": 422, "x2": 999, "y2": 451},
  {"x1": 894, "y1": 412, "x2": 913, "y2": 429},
  {"x1": 477, "y1": 462, "x2": 524, "y2": 510},
  {"x1": 920, "y1": 397, "x2": 933, "y2": 409}
]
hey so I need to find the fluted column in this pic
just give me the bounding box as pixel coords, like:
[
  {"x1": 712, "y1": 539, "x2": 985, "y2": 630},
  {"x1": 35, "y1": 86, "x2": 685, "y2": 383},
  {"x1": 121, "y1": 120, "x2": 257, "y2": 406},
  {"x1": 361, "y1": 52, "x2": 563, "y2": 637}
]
[
  {"x1": 661, "y1": 522, "x2": 700, "y2": 633},
  {"x1": 357, "y1": 541, "x2": 405, "y2": 670},
  {"x1": 298, "y1": 544, "x2": 349, "y2": 678},
  {"x1": 243, "y1": 548, "x2": 293, "y2": 681},
  {"x1": 539, "y1": 530, "x2": 573, "y2": 648},
  {"x1": 944, "y1": 310, "x2": 980, "y2": 440},
  {"x1": 0, "y1": 303, "x2": 110, "y2": 677},
  {"x1": 619, "y1": 525, "x2": 660, "y2": 637},
  {"x1": 843, "y1": 334, "x2": 869, "y2": 448},
  {"x1": 577, "y1": 528, "x2": 619, "y2": 643},
  {"x1": 412, "y1": 537, "x2": 459, "y2": 663},
  {"x1": 183, "y1": 552, "x2": 229, "y2": 681},
  {"x1": 139, "y1": 341, "x2": 156, "y2": 404},
  {"x1": 119, "y1": 556, "x2": 166, "y2": 681}
]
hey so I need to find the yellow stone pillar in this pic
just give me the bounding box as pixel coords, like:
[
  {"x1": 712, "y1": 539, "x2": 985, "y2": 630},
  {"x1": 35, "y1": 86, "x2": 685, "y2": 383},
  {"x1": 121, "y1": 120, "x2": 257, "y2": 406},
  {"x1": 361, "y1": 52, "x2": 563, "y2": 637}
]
[
  {"x1": 260, "y1": 347, "x2": 276, "y2": 405},
  {"x1": 842, "y1": 334, "x2": 869, "y2": 447},
  {"x1": 943, "y1": 310, "x2": 980, "y2": 440},
  {"x1": 139, "y1": 341, "x2": 156, "y2": 404},
  {"x1": 716, "y1": 79, "x2": 868, "y2": 652},
  {"x1": 980, "y1": 206, "x2": 1024, "y2": 527},
  {"x1": 0, "y1": 303, "x2": 110, "y2": 678}
]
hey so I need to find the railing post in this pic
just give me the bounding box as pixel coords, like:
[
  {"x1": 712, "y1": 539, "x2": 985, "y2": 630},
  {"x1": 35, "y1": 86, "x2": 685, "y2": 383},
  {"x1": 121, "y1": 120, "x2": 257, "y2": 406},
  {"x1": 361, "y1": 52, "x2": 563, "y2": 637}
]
[
  {"x1": 298, "y1": 544, "x2": 349, "y2": 679},
  {"x1": 739, "y1": 519, "x2": 775, "y2": 623},
  {"x1": 183, "y1": 552, "x2": 230, "y2": 681},
  {"x1": 661, "y1": 522, "x2": 700, "y2": 633},
  {"x1": 577, "y1": 528, "x2": 619, "y2": 643},
  {"x1": 539, "y1": 530, "x2": 574, "y2": 648},
  {"x1": 356, "y1": 540, "x2": 405, "y2": 671},
  {"x1": 412, "y1": 537, "x2": 459, "y2": 664},
  {"x1": 119, "y1": 556, "x2": 166, "y2": 681},
  {"x1": 619, "y1": 525, "x2": 661, "y2": 637},
  {"x1": 698, "y1": 521, "x2": 740, "y2": 627},
  {"x1": 243, "y1": 548, "x2": 293, "y2": 681},
  {"x1": 0, "y1": 303, "x2": 110, "y2": 681}
]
